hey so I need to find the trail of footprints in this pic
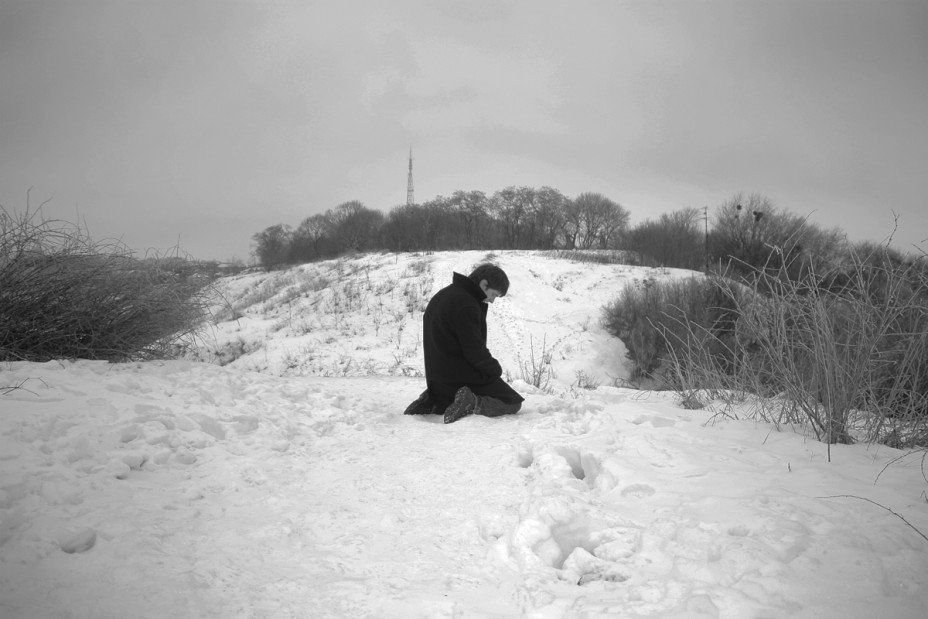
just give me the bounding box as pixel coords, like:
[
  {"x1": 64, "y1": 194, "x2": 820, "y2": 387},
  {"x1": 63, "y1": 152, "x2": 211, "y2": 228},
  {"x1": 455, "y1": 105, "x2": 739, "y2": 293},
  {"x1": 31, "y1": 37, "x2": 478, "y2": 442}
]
[
  {"x1": 506, "y1": 410, "x2": 784, "y2": 618},
  {"x1": 511, "y1": 441, "x2": 658, "y2": 588}
]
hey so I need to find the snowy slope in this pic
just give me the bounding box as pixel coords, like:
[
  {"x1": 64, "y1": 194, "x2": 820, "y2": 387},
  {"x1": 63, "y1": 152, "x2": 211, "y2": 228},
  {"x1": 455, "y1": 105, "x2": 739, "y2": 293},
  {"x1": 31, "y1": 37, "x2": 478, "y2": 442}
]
[
  {"x1": 1, "y1": 251, "x2": 927, "y2": 618},
  {"x1": 182, "y1": 251, "x2": 694, "y2": 389}
]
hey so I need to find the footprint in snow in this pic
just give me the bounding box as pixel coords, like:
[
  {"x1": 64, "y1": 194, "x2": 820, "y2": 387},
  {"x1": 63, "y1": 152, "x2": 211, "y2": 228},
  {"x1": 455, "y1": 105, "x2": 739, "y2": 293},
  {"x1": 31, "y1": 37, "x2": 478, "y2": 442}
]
[
  {"x1": 620, "y1": 483, "x2": 656, "y2": 499},
  {"x1": 553, "y1": 446, "x2": 600, "y2": 488},
  {"x1": 58, "y1": 527, "x2": 97, "y2": 554},
  {"x1": 233, "y1": 415, "x2": 260, "y2": 434},
  {"x1": 174, "y1": 452, "x2": 197, "y2": 465},
  {"x1": 515, "y1": 443, "x2": 534, "y2": 468},
  {"x1": 630, "y1": 415, "x2": 675, "y2": 428},
  {"x1": 727, "y1": 524, "x2": 751, "y2": 537}
]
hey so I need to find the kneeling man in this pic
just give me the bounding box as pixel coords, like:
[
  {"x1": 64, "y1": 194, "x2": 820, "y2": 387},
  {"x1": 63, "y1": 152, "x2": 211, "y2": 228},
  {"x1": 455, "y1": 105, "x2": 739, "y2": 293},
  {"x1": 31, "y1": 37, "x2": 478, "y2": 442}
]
[{"x1": 403, "y1": 263, "x2": 524, "y2": 423}]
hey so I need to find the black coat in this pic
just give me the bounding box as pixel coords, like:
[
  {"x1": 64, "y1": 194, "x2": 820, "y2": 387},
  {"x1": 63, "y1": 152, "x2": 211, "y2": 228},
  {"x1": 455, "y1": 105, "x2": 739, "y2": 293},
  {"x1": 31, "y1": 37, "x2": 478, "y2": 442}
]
[{"x1": 423, "y1": 272, "x2": 503, "y2": 405}]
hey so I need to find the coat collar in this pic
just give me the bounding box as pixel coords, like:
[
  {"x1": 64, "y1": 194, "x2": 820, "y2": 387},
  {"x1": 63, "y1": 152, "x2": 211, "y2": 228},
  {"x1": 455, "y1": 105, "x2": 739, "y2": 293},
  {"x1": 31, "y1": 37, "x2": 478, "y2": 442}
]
[{"x1": 452, "y1": 272, "x2": 487, "y2": 303}]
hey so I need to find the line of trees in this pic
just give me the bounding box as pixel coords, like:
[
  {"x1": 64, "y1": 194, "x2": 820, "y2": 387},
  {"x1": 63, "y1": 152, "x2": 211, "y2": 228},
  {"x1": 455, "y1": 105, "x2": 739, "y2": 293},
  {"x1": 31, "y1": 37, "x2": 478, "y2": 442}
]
[
  {"x1": 623, "y1": 192, "x2": 855, "y2": 275},
  {"x1": 252, "y1": 188, "x2": 918, "y2": 280},
  {"x1": 252, "y1": 186, "x2": 630, "y2": 268}
]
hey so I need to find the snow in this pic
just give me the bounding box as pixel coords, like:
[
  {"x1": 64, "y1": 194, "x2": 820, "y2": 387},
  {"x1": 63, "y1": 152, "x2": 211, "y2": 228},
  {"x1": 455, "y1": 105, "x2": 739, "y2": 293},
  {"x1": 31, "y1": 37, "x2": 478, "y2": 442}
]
[{"x1": 2, "y1": 250, "x2": 927, "y2": 617}]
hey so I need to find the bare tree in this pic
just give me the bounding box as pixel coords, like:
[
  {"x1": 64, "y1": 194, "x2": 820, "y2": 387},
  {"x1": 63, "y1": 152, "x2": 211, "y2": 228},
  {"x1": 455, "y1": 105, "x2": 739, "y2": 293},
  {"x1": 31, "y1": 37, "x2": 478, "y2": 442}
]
[
  {"x1": 450, "y1": 190, "x2": 489, "y2": 247},
  {"x1": 563, "y1": 198, "x2": 583, "y2": 249},
  {"x1": 382, "y1": 201, "x2": 456, "y2": 251},
  {"x1": 291, "y1": 213, "x2": 332, "y2": 261},
  {"x1": 490, "y1": 186, "x2": 530, "y2": 248},
  {"x1": 532, "y1": 186, "x2": 568, "y2": 249},
  {"x1": 328, "y1": 201, "x2": 384, "y2": 253},
  {"x1": 251, "y1": 224, "x2": 293, "y2": 268},
  {"x1": 572, "y1": 192, "x2": 629, "y2": 249}
]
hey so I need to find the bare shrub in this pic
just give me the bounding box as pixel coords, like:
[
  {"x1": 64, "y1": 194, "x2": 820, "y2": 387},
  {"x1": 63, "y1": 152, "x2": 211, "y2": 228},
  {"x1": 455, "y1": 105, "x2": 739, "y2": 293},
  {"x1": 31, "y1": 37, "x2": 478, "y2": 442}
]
[
  {"x1": 211, "y1": 337, "x2": 262, "y2": 366},
  {"x1": 601, "y1": 276, "x2": 741, "y2": 380},
  {"x1": 632, "y1": 244, "x2": 928, "y2": 450},
  {"x1": 624, "y1": 208, "x2": 704, "y2": 270},
  {"x1": 213, "y1": 271, "x2": 333, "y2": 322},
  {"x1": 519, "y1": 335, "x2": 554, "y2": 390},
  {"x1": 572, "y1": 370, "x2": 600, "y2": 391},
  {"x1": 0, "y1": 377, "x2": 44, "y2": 395},
  {"x1": 0, "y1": 204, "x2": 212, "y2": 361},
  {"x1": 709, "y1": 193, "x2": 845, "y2": 280},
  {"x1": 404, "y1": 258, "x2": 432, "y2": 277},
  {"x1": 734, "y1": 248, "x2": 928, "y2": 449}
]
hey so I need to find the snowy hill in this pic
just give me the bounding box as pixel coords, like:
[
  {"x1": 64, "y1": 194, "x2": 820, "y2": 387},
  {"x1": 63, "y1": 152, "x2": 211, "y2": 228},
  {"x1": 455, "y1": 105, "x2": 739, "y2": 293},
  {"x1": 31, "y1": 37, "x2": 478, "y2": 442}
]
[
  {"x1": 1, "y1": 250, "x2": 927, "y2": 617},
  {"x1": 182, "y1": 250, "x2": 692, "y2": 389}
]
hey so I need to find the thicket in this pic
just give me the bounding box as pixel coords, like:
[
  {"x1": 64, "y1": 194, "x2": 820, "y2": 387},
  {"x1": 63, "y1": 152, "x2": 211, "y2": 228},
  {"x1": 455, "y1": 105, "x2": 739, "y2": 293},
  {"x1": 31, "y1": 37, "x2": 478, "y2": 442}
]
[
  {"x1": 0, "y1": 206, "x2": 213, "y2": 361},
  {"x1": 602, "y1": 244, "x2": 928, "y2": 448},
  {"x1": 251, "y1": 187, "x2": 629, "y2": 268},
  {"x1": 708, "y1": 192, "x2": 846, "y2": 281},
  {"x1": 601, "y1": 275, "x2": 742, "y2": 379},
  {"x1": 622, "y1": 208, "x2": 705, "y2": 270}
]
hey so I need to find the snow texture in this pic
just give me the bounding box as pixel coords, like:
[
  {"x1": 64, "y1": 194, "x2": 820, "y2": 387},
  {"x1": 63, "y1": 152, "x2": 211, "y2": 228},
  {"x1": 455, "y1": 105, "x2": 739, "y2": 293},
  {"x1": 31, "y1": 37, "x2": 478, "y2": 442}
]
[{"x1": 1, "y1": 251, "x2": 927, "y2": 617}]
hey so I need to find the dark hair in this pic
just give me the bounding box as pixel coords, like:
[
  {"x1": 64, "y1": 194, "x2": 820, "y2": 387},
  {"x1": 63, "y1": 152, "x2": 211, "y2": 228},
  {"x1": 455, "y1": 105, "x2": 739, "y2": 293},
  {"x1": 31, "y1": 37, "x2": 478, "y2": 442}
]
[{"x1": 468, "y1": 263, "x2": 510, "y2": 296}]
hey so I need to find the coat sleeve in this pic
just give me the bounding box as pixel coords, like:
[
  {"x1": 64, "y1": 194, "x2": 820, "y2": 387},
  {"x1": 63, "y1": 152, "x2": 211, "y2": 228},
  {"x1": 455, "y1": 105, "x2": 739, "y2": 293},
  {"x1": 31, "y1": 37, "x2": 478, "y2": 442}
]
[{"x1": 454, "y1": 304, "x2": 503, "y2": 380}]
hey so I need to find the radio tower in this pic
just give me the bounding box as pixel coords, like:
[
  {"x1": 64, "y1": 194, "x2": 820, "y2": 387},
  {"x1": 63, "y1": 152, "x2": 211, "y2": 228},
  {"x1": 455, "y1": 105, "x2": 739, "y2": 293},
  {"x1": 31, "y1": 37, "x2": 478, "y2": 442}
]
[{"x1": 406, "y1": 146, "x2": 415, "y2": 206}]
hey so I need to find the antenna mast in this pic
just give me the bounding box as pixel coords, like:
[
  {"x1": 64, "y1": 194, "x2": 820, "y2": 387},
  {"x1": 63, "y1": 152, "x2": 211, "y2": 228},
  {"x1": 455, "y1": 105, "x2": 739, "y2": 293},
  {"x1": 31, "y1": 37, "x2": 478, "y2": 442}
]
[{"x1": 406, "y1": 147, "x2": 415, "y2": 206}]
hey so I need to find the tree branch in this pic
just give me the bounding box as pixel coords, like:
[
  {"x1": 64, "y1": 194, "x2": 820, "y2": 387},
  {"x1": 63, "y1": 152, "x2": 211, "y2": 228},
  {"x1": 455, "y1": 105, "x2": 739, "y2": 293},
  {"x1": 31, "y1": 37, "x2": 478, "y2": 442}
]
[{"x1": 818, "y1": 494, "x2": 928, "y2": 544}]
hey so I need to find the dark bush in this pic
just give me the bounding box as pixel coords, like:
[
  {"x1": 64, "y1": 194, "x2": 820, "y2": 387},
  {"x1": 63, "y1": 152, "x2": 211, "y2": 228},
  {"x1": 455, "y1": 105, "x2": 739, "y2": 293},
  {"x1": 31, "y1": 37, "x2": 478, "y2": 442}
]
[
  {"x1": 614, "y1": 243, "x2": 928, "y2": 448},
  {"x1": 624, "y1": 208, "x2": 705, "y2": 270},
  {"x1": 0, "y1": 207, "x2": 212, "y2": 361},
  {"x1": 709, "y1": 192, "x2": 845, "y2": 281},
  {"x1": 601, "y1": 276, "x2": 741, "y2": 379}
]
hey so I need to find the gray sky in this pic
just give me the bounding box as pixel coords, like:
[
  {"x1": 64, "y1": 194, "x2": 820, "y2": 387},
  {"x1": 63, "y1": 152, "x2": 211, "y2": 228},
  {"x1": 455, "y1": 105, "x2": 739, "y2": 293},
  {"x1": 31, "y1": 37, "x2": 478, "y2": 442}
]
[{"x1": 1, "y1": 0, "x2": 926, "y2": 261}]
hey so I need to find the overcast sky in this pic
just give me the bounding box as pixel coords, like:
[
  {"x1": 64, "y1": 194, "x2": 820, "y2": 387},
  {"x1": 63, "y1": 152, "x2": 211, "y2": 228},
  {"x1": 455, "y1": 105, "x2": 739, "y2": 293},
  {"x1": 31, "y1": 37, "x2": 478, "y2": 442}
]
[{"x1": 1, "y1": 0, "x2": 926, "y2": 261}]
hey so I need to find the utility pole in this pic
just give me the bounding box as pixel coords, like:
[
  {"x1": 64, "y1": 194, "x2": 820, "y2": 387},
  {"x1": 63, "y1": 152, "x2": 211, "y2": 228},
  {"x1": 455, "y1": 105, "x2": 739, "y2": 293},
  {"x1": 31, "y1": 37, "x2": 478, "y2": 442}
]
[
  {"x1": 406, "y1": 146, "x2": 415, "y2": 206},
  {"x1": 704, "y1": 205, "x2": 710, "y2": 274}
]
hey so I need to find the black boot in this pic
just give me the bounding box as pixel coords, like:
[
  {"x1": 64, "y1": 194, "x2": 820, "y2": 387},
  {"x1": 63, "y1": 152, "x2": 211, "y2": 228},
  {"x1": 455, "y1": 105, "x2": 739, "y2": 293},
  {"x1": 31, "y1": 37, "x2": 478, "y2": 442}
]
[
  {"x1": 403, "y1": 390, "x2": 436, "y2": 415},
  {"x1": 443, "y1": 386, "x2": 478, "y2": 424}
]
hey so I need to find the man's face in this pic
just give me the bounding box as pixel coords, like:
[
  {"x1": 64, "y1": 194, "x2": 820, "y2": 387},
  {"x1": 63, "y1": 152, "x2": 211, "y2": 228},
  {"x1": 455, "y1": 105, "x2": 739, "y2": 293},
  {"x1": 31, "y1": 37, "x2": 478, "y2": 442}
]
[
  {"x1": 484, "y1": 288, "x2": 503, "y2": 304},
  {"x1": 479, "y1": 279, "x2": 503, "y2": 304}
]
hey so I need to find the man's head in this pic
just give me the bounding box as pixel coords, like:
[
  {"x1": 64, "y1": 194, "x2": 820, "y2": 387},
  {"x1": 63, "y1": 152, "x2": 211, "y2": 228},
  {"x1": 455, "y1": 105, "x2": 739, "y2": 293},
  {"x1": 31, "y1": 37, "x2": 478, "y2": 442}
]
[{"x1": 468, "y1": 263, "x2": 509, "y2": 304}]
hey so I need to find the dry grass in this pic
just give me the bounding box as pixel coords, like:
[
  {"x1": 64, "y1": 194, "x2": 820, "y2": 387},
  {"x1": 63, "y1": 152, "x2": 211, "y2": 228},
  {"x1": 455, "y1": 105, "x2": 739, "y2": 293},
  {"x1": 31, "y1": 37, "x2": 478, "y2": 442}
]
[
  {"x1": 549, "y1": 249, "x2": 632, "y2": 265},
  {"x1": 518, "y1": 334, "x2": 554, "y2": 391},
  {"x1": 603, "y1": 248, "x2": 928, "y2": 449},
  {"x1": 726, "y1": 250, "x2": 928, "y2": 450}
]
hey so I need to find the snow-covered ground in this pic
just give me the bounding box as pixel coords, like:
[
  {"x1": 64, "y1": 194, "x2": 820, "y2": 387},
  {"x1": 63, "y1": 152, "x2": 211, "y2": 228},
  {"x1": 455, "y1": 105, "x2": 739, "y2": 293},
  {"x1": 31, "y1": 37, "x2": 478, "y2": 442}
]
[{"x1": 2, "y1": 251, "x2": 927, "y2": 617}]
